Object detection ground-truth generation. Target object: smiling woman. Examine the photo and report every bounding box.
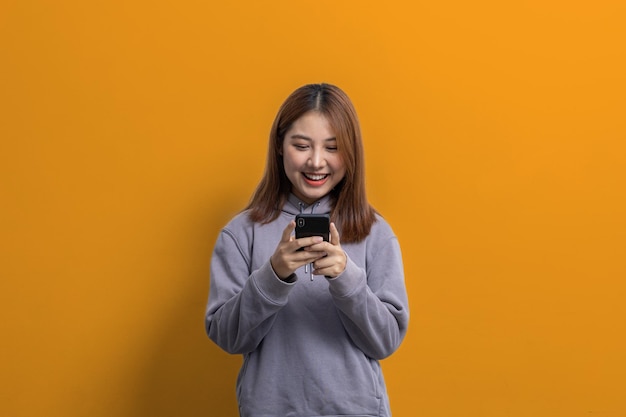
[204,83,409,416]
[248,83,374,243]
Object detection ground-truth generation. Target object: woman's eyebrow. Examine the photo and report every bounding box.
[289,134,337,142]
[289,134,312,141]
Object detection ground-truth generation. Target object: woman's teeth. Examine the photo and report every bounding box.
[304,173,328,181]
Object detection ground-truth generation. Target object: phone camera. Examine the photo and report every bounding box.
[297,218,305,227]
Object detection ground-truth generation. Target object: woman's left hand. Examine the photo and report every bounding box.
[305,222,347,278]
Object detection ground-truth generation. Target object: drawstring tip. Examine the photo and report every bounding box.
[305,263,313,281]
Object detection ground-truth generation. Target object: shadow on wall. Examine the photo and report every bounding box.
[131,194,244,417]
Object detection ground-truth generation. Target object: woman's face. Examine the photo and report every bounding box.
[282,111,346,204]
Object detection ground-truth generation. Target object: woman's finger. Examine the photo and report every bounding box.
[281,221,296,243]
[330,222,341,246]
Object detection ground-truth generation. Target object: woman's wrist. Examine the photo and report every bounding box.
[270,256,291,280]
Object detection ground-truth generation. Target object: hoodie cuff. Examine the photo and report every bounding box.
[326,256,365,298]
[251,260,297,305]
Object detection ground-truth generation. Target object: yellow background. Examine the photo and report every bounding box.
[1,0,625,416]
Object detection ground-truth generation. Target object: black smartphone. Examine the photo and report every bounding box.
[295,214,330,249]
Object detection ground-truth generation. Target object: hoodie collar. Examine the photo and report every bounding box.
[282,193,333,216]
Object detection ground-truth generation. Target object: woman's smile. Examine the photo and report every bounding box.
[302,172,330,184]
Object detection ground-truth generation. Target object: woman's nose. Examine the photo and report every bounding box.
[308,149,325,168]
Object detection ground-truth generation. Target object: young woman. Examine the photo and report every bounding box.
[205,83,409,416]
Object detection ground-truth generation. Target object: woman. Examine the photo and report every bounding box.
[205,83,409,416]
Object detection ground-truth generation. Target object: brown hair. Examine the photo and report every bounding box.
[246,83,376,243]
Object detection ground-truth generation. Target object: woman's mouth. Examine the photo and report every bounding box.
[302,173,330,185]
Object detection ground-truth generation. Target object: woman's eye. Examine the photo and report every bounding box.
[327,147,338,152]
[294,144,308,150]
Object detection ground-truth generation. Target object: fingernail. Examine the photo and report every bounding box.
[313,236,323,242]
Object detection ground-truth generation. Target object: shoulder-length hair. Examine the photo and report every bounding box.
[246,83,376,243]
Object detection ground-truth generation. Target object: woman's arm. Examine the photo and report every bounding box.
[328,235,409,360]
[205,229,294,355]
[205,221,327,354]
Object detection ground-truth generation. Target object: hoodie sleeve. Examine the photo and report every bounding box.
[205,227,296,354]
[327,233,409,360]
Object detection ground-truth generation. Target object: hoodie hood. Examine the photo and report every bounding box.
[281,193,333,216]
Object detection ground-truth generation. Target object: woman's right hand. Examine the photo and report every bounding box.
[270,221,327,280]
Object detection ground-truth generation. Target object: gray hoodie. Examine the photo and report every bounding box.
[205,194,409,417]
